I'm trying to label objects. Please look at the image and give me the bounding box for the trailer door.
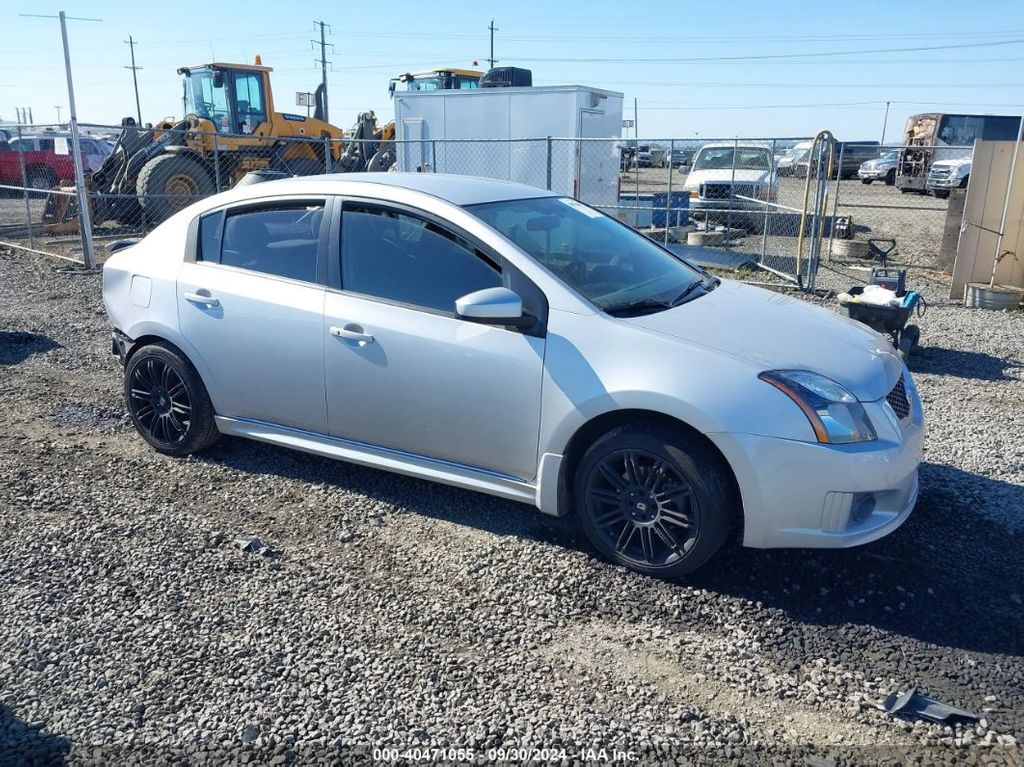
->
[577,109,616,209]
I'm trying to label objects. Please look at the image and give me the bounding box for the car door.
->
[324,200,546,480]
[177,197,330,433]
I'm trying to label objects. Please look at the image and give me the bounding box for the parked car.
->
[666,148,694,170]
[103,174,923,578]
[925,158,971,198]
[795,141,880,180]
[8,131,111,174]
[633,150,654,168]
[0,137,76,190]
[858,150,899,185]
[683,144,778,231]
[776,141,812,177]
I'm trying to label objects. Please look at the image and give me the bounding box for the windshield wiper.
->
[603,296,675,316]
[670,276,720,306]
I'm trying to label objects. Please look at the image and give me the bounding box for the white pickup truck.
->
[683,143,778,231]
[925,157,971,198]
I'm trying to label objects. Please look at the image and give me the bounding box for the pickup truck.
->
[0,139,77,191]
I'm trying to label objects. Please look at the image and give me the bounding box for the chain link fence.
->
[0,122,966,290]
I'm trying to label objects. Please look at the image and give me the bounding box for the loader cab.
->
[180,64,271,135]
[388,68,484,97]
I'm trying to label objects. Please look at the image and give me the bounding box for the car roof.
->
[698,143,772,150]
[241,172,559,206]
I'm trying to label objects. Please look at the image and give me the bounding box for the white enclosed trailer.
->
[392,85,624,209]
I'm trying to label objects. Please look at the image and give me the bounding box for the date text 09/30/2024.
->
[372,747,639,762]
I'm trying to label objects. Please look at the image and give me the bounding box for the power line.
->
[511,37,1024,64]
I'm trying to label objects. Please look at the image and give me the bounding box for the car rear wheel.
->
[574,424,733,578]
[125,342,219,457]
[885,168,896,185]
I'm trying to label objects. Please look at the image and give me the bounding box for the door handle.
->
[329,325,375,345]
[184,291,220,307]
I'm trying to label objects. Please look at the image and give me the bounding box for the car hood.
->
[931,160,971,171]
[683,169,772,188]
[624,280,902,401]
[862,158,896,169]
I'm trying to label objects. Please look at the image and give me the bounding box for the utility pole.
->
[312,21,332,123]
[487,20,498,69]
[881,100,891,146]
[124,35,142,125]
[22,11,100,269]
[54,105,62,124]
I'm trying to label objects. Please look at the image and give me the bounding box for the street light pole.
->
[880,100,891,146]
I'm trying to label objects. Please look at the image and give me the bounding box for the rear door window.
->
[199,202,325,284]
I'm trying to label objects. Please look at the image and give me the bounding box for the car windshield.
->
[466,196,705,313]
[694,147,770,170]
[881,151,899,161]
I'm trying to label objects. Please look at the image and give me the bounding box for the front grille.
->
[886,375,911,420]
[700,183,756,200]
[928,167,952,179]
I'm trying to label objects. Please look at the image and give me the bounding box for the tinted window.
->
[198,210,224,263]
[467,196,702,311]
[38,138,54,151]
[341,206,501,313]
[215,204,324,282]
[981,116,1021,141]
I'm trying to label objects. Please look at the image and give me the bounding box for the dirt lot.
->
[1,248,1022,764]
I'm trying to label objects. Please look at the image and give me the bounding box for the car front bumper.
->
[926,176,960,190]
[709,399,924,550]
[690,198,768,219]
[858,168,891,180]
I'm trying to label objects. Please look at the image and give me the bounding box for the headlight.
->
[759,370,877,444]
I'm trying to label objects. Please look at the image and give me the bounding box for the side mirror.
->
[212,71,225,89]
[455,287,530,327]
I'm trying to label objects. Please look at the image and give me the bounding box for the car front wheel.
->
[124,342,219,457]
[574,424,733,577]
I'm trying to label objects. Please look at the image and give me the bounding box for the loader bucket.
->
[41,186,95,235]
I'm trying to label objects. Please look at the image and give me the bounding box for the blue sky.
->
[3,0,1022,141]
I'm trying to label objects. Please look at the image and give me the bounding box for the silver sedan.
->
[103,173,923,577]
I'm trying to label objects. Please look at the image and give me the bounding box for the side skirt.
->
[214,416,538,505]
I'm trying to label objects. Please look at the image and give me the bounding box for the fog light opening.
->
[851,493,877,524]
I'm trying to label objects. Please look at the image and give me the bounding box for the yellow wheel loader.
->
[45,57,395,230]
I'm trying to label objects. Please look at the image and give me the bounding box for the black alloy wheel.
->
[585,448,699,568]
[128,356,192,447]
[124,342,219,456]
[575,425,733,577]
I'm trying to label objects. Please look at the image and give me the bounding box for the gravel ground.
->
[0,247,1022,765]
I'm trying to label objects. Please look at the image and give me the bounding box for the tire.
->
[574,423,734,578]
[933,190,949,200]
[137,153,215,225]
[124,342,219,457]
[885,168,896,186]
[26,166,57,195]
[959,175,969,189]
[861,179,872,185]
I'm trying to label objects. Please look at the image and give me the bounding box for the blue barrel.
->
[651,192,690,227]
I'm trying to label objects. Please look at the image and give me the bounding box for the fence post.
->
[15,125,35,251]
[546,136,553,191]
[761,138,774,263]
[826,141,846,264]
[664,138,674,245]
[324,136,332,173]
[726,137,738,245]
[213,136,221,191]
[431,139,437,172]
